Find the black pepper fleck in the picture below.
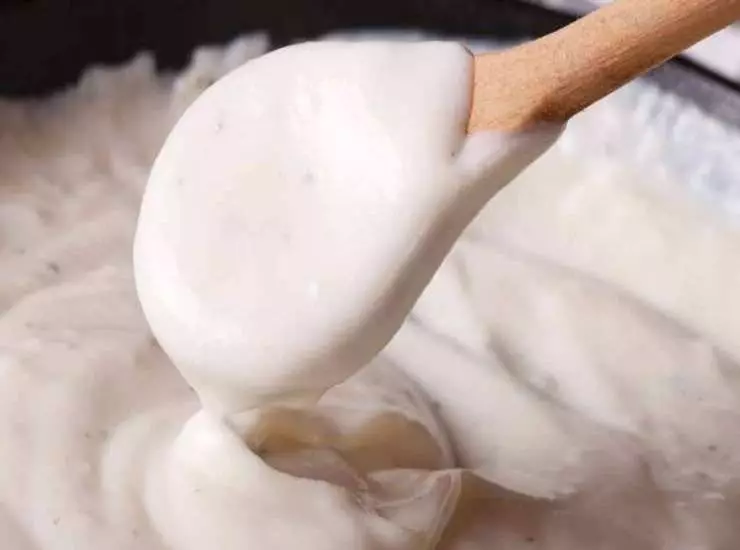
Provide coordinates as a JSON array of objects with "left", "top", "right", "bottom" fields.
[
  {"left": 47, "top": 261, "right": 60, "bottom": 274},
  {"left": 302, "top": 172, "right": 316, "bottom": 185}
]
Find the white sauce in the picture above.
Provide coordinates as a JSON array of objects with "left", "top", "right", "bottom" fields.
[
  {"left": 1, "top": 36, "right": 740, "bottom": 550},
  {"left": 134, "top": 41, "right": 558, "bottom": 414},
  {"left": 134, "top": 40, "right": 560, "bottom": 549}
]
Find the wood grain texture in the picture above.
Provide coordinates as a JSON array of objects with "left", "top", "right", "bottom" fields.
[{"left": 468, "top": 0, "right": 740, "bottom": 131}]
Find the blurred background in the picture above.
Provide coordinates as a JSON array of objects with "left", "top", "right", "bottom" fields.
[{"left": 1, "top": 0, "right": 738, "bottom": 103}]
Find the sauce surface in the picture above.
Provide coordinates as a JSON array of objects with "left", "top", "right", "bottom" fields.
[{"left": 1, "top": 37, "right": 740, "bottom": 550}]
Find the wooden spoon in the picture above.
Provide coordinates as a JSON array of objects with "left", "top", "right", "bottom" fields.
[{"left": 468, "top": 0, "right": 740, "bottom": 132}]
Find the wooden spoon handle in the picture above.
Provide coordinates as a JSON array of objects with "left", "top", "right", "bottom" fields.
[{"left": 468, "top": 0, "right": 740, "bottom": 132}]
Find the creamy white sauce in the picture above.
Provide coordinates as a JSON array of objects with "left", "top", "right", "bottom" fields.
[
  {"left": 134, "top": 40, "right": 560, "bottom": 549},
  {"left": 134, "top": 41, "right": 558, "bottom": 415},
  {"left": 1, "top": 36, "right": 740, "bottom": 550}
]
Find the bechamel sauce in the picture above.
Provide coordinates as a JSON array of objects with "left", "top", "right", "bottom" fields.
[
  {"left": 134, "top": 41, "right": 559, "bottom": 415},
  {"left": 1, "top": 38, "right": 740, "bottom": 550},
  {"left": 134, "top": 40, "right": 559, "bottom": 549}
]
